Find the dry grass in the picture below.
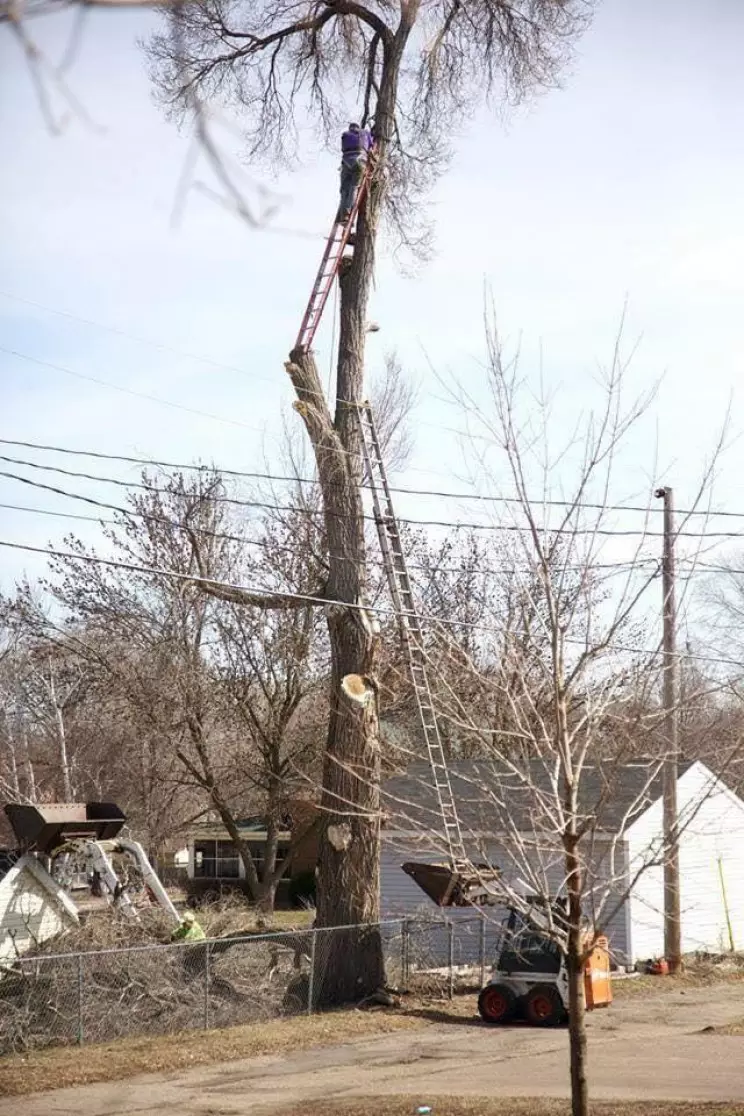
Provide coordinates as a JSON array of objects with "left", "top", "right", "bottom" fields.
[
  {"left": 707, "top": 1019, "right": 744, "bottom": 1037},
  {"left": 610, "top": 965, "right": 744, "bottom": 1002},
  {"left": 266, "top": 1100, "right": 744, "bottom": 1116},
  {"left": 3, "top": 951, "right": 742, "bottom": 1099},
  {"left": 0, "top": 1007, "right": 422, "bottom": 1098}
]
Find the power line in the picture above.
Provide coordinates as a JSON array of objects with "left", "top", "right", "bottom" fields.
[
  {"left": 0, "top": 323, "right": 457, "bottom": 484},
  {"left": 0, "top": 495, "right": 666, "bottom": 582},
  {"left": 3, "top": 296, "right": 742, "bottom": 535},
  {"left": 1, "top": 436, "right": 743, "bottom": 524},
  {"left": 1, "top": 536, "right": 742, "bottom": 669},
  {"left": 0, "top": 290, "right": 490, "bottom": 461},
  {"left": 0, "top": 289, "right": 276, "bottom": 386},
  {"left": 0, "top": 345, "right": 270, "bottom": 436},
  {"left": 1, "top": 452, "right": 741, "bottom": 540}
]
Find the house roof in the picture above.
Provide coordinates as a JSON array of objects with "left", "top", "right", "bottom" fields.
[
  {"left": 382, "top": 758, "right": 698, "bottom": 838},
  {"left": 189, "top": 824, "right": 291, "bottom": 842}
]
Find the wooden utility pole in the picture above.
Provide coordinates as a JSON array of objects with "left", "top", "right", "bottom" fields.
[{"left": 654, "top": 485, "right": 681, "bottom": 972}]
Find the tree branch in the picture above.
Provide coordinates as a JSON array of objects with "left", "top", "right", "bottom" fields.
[{"left": 184, "top": 521, "right": 326, "bottom": 610}]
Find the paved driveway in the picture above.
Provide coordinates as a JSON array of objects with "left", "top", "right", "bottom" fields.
[{"left": 6, "top": 981, "right": 744, "bottom": 1115}]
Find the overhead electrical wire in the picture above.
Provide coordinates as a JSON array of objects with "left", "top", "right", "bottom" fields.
[
  {"left": 1, "top": 536, "right": 741, "bottom": 670},
  {"left": 1, "top": 435, "right": 742, "bottom": 523},
  {"left": 0, "top": 290, "right": 470, "bottom": 460},
  {"left": 0, "top": 345, "right": 270, "bottom": 436},
  {"left": 0, "top": 307, "right": 734, "bottom": 521},
  {"left": 0, "top": 498, "right": 668, "bottom": 581},
  {"left": 0, "top": 452, "right": 740, "bottom": 539}
]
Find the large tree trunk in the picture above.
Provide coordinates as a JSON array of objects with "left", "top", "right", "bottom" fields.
[
  {"left": 47, "top": 664, "right": 73, "bottom": 801},
  {"left": 565, "top": 836, "right": 589, "bottom": 1116},
  {"left": 284, "top": 35, "right": 412, "bottom": 1005},
  {"left": 286, "top": 336, "right": 384, "bottom": 1003}
]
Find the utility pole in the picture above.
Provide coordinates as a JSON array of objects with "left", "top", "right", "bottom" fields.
[{"left": 654, "top": 485, "right": 681, "bottom": 972}]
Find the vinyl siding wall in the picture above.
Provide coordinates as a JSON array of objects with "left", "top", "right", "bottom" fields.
[{"left": 380, "top": 834, "right": 631, "bottom": 968}]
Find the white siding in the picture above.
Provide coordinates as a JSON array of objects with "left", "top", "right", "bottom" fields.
[
  {"left": 0, "top": 856, "right": 78, "bottom": 963},
  {"left": 626, "top": 762, "right": 744, "bottom": 960},
  {"left": 379, "top": 840, "right": 504, "bottom": 967},
  {"left": 380, "top": 835, "right": 631, "bottom": 967}
]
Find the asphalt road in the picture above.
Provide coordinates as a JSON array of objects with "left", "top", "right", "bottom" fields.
[{"left": 7, "top": 980, "right": 744, "bottom": 1115}]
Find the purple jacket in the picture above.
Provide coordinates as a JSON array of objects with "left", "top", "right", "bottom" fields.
[{"left": 341, "top": 127, "right": 373, "bottom": 165}]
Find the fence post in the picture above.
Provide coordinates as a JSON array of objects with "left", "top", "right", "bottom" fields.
[
  {"left": 76, "top": 953, "right": 84, "bottom": 1046},
  {"left": 203, "top": 943, "right": 211, "bottom": 1031},
  {"left": 307, "top": 930, "right": 316, "bottom": 1015},
  {"left": 479, "top": 915, "right": 486, "bottom": 988},
  {"left": 401, "top": 918, "right": 410, "bottom": 991},
  {"left": 447, "top": 921, "right": 454, "bottom": 1000}
]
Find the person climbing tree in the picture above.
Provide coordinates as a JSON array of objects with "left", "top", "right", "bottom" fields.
[{"left": 338, "top": 122, "right": 374, "bottom": 222}]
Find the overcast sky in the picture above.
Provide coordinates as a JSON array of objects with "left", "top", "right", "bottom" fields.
[{"left": 2, "top": 0, "right": 743, "bottom": 614}]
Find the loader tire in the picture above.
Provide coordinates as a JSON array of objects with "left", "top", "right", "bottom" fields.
[
  {"left": 523, "top": 984, "right": 565, "bottom": 1027},
  {"left": 477, "top": 983, "right": 516, "bottom": 1024}
]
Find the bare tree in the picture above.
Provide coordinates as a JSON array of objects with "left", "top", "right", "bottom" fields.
[
  {"left": 380, "top": 328, "right": 734, "bottom": 1116},
  {"left": 143, "top": 0, "right": 591, "bottom": 1003},
  {"left": 22, "top": 469, "right": 326, "bottom": 910}
]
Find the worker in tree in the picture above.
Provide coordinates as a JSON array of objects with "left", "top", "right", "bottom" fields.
[
  {"left": 338, "top": 122, "right": 374, "bottom": 222},
  {"left": 170, "top": 909, "right": 206, "bottom": 943}
]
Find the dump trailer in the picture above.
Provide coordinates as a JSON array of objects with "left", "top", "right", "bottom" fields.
[{"left": 477, "top": 903, "right": 612, "bottom": 1027}]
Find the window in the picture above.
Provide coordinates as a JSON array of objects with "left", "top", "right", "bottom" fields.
[
  {"left": 216, "top": 841, "right": 240, "bottom": 879},
  {"left": 193, "top": 839, "right": 240, "bottom": 879},
  {"left": 194, "top": 840, "right": 216, "bottom": 878},
  {"left": 498, "top": 913, "right": 562, "bottom": 975}
]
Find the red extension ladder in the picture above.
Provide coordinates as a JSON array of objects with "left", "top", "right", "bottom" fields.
[{"left": 293, "top": 162, "right": 373, "bottom": 354}]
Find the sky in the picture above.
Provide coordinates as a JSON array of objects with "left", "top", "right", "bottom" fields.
[{"left": 2, "top": 0, "right": 744, "bottom": 626}]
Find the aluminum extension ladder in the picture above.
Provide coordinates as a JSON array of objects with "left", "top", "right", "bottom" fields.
[
  {"left": 355, "top": 401, "right": 468, "bottom": 870},
  {"left": 294, "top": 161, "right": 373, "bottom": 354}
]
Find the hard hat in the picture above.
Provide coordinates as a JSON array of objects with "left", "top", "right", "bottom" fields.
[{"left": 182, "top": 910, "right": 196, "bottom": 923}]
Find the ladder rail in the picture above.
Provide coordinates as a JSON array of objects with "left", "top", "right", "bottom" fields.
[
  {"left": 356, "top": 402, "right": 468, "bottom": 868},
  {"left": 294, "top": 224, "right": 344, "bottom": 353}
]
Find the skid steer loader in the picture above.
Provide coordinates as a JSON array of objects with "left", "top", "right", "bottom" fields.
[
  {"left": 4, "top": 802, "right": 181, "bottom": 928},
  {"left": 477, "top": 901, "right": 611, "bottom": 1027}
]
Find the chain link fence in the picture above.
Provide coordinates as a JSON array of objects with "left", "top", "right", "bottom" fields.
[{"left": 0, "top": 915, "right": 502, "bottom": 1055}]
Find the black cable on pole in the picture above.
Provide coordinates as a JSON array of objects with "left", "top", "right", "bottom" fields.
[
  {"left": 1, "top": 536, "right": 742, "bottom": 669},
  {"left": 0, "top": 453, "right": 740, "bottom": 539},
  {"left": 1, "top": 435, "right": 743, "bottom": 523}
]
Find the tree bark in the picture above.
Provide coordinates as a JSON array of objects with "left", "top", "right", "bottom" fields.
[
  {"left": 6, "top": 724, "right": 21, "bottom": 797},
  {"left": 565, "top": 836, "right": 589, "bottom": 1116},
  {"left": 282, "top": 32, "right": 413, "bottom": 1005},
  {"left": 23, "top": 724, "right": 36, "bottom": 802},
  {"left": 48, "top": 662, "right": 73, "bottom": 801},
  {"left": 285, "top": 339, "right": 385, "bottom": 1000}
]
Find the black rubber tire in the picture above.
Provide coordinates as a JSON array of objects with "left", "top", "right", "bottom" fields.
[
  {"left": 522, "top": 983, "right": 565, "bottom": 1027},
  {"left": 477, "top": 983, "right": 517, "bottom": 1024}
]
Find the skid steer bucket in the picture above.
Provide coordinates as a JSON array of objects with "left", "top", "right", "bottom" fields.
[
  {"left": 402, "top": 861, "right": 502, "bottom": 907},
  {"left": 4, "top": 802, "right": 127, "bottom": 855}
]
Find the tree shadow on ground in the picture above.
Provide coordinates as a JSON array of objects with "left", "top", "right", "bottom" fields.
[{"left": 402, "top": 1006, "right": 509, "bottom": 1027}]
